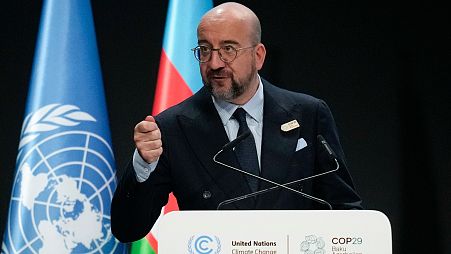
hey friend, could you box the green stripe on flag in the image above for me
[130,238,156,254]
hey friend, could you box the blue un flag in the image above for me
[2,0,126,253]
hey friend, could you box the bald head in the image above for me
[199,2,261,45]
[196,2,266,104]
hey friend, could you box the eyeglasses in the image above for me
[191,45,255,63]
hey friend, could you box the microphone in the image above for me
[222,130,251,152]
[317,134,337,159]
[216,158,339,210]
[214,134,337,210]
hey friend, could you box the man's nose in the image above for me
[208,50,226,69]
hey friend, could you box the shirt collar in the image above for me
[212,75,264,126]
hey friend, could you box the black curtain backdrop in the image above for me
[1,1,450,253]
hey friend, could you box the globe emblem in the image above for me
[2,104,123,254]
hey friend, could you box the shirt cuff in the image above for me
[132,149,159,182]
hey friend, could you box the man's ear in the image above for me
[255,43,266,71]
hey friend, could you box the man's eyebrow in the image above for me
[197,40,210,45]
[222,40,239,45]
[197,40,240,46]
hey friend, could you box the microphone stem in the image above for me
[214,150,336,210]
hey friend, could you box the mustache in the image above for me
[207,69,230,78]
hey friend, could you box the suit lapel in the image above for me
[257,82,301,207]
[177,88,255,209]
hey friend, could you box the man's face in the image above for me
[197,17,262,103]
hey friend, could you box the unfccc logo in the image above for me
[188,235,221,254]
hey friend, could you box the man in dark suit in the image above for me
[111,2,363,243]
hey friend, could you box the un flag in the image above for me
[2,0,126,253]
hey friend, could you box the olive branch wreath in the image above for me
[187,235,222,254]
[19,104,96,150]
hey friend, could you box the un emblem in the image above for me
[188,235,221,254]
[2,104,122,253]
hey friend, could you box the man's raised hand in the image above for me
[134,116,163,163]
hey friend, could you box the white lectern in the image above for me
[158,210,391,253]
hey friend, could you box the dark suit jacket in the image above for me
[111,79,363,242]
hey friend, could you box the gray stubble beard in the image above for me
[203,65,257,102]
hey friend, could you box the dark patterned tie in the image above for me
[233,108,260,192]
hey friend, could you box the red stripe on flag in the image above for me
[145,233,159,254]
[152,49,194,115]
[163,193,179,214]
[144,49,193,254]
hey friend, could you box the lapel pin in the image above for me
[281,120,300,132]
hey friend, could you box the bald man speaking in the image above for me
[111,2,363,243]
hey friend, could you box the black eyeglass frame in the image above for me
[191,45,256,63]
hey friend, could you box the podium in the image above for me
[158,210,391,253]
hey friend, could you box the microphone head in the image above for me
[316,134,326,144]
[317,135,337,158]
[222,130,251,151]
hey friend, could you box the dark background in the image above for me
[1,1,450,253]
